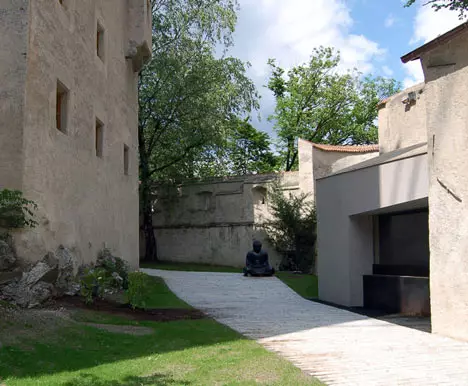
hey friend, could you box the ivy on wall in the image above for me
[0,189,38,230]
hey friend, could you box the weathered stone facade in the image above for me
[377,82,427,154]
[0,1,152,268]
[411,25,468,341]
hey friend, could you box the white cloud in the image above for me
[402,5,461,88]
[234,0,385,77]
[230,0,387,133]
[402,60,424,89]
[385,14,396,28]
[382,65,394,77]
[410,4,461,45]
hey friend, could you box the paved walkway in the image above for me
[143,269,468,386]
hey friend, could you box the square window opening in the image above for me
[56,81,69,133]
[97,22,105,60]
[95,119,104,158]
[124,144,129,175]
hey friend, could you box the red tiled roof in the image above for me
[377,96,390,107]
[301,139,379,153]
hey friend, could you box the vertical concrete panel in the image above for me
[298,139,314,197]
[349,215,374,306]
[422,35,468,340]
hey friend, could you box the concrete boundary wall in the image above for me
[154,224,281,268]
[146,140,379,267]
[148,173,299,267]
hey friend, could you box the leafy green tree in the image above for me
[405,0,468,18]
[159,119,278,179]
[222,118,279,175]
[139,0,258,261]
[267,47,401,171]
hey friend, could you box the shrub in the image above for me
[0,189,38,230]
[262,182,317,273]
[97,249,130,289]
[79,267,113,304]
[78,249,131,304]
[126,272,152,310]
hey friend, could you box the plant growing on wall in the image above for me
[0,189,38,230]
[262,183,317,273]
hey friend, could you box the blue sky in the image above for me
[226,0,462,135]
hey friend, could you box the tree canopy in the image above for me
[139,48,258,182]
[224,119,279,175]
[267,47,400,171]
[153,118,279,179]
[139,0,259,260]
[405,0,468,18]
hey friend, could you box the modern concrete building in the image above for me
[316,22,468,341]
[0,0,152,268]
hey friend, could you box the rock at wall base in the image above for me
[0,247,78,308]
[0,240,16,272]
[55,246,79,296]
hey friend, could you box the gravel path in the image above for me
[143,269,468,386]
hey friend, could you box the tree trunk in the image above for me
[141,179,158,262]
[143,204,158,262]
[139,126,158,262]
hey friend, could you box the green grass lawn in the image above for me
[275,272,318,299]
[0,275,322,386]
[141,261,318,299]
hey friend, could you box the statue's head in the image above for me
[253,240,262,253]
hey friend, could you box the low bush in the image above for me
[126,272,153,310]
[97,249,130,289]
[79,267,113,304]
[78,249,131,304]
[262,182,317,273]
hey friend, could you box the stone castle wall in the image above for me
[0,0,151,269]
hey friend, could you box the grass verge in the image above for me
[275,272,318,299]
[0,274,322,386]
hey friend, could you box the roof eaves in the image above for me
[401,22,468,63]
[311,143,379,154]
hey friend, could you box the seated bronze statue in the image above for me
[243,240,275,277]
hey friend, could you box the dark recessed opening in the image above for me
[95,119,104,158]
[124,144,129,175]
[97,22,105,61]
[56,81,69,133]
